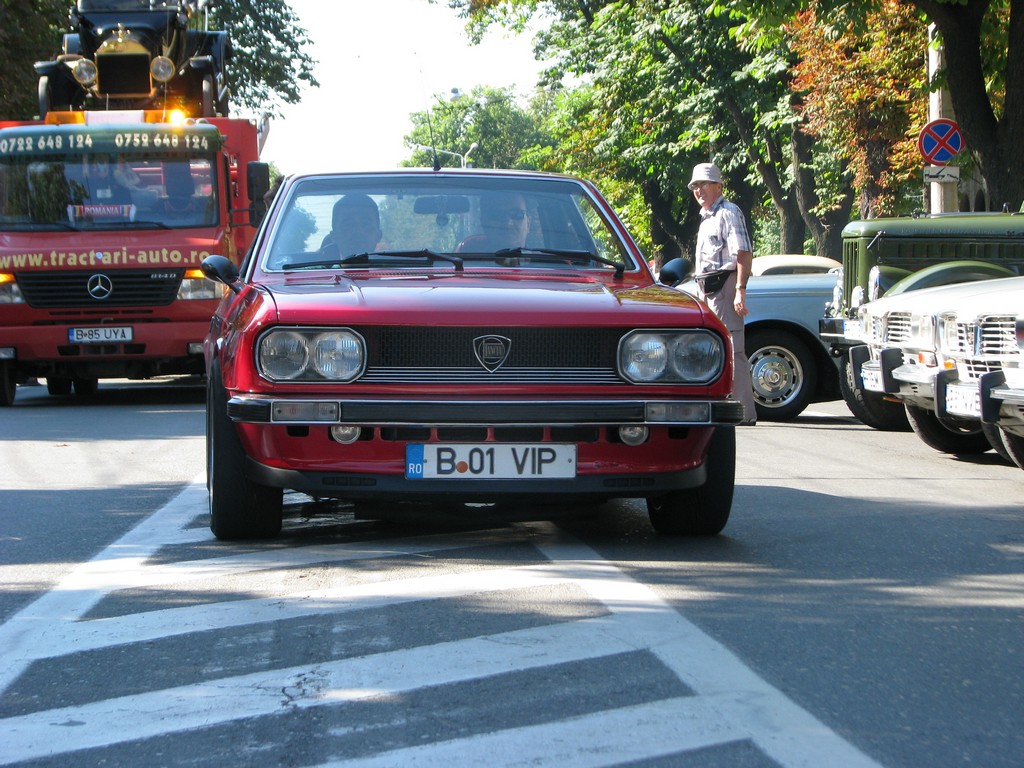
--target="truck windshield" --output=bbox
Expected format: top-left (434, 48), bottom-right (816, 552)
top-left (0, 154), bottom-right (218, 231)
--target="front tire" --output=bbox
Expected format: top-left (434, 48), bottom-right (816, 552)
top-left (999, 428), bottom-right (1024, 471)
top-left (0, 361), bottom-right (16, 406)
top-left (647, 426), bottom-right (735, 536)
top-left (904, 404), bottom-right (991, 455)
top-left (207, 364), bottom-right (283, 539)
top-left (840, 354), bottom-right (910, 431)
top-left (747, 329), bottom-right (816, 421)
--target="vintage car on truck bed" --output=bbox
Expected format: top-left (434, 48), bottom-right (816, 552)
top-left (200, 170), bottom-right (744, 540)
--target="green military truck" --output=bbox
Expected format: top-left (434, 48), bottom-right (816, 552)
top-left (819, 212), bottom-right (1024, 429)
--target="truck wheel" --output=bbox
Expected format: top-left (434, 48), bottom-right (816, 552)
top-left (46, 377), bottom-right (72, 396)
top-left (647, 426), bottom-right (735, 536)
top-left (839, 355), bottom-right (910, 431)
top-left (904, 404), bottom-right (991, 455)
top-left (0, 362), bottom-right (15, 406)
top-left (999, 429), bottom-right (1024, 471)
top-left (207, 364), bottom-right (282, 539)
top-left (747, 329), bottom-right (817, 421)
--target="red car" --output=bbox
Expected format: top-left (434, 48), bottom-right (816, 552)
top-left (201, 169), bottom-right (742, 540)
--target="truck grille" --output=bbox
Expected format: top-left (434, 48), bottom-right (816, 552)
top-left (357, 326), bottom-right (625, 385)
top-left (16, 270), bottom-right (182, 308)
top-left (884, 312), bottom-right (911, 343)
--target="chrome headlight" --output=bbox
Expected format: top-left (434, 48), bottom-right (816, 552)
top-left (258, 328), bottom-right (365, 382)
top-left (909, 312), bottom-right (936, 348)
top-left (619, 330), bottom-right (723, 384)
top-left (0, 275), bottom-right (23, 304)
top-left (150, 56), bottom-right (175, 83)
top-left (72, 58), bottom-right (97, 86)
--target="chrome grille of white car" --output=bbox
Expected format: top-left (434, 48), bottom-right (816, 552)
top-left (884, 312), bottom-right (912, 343)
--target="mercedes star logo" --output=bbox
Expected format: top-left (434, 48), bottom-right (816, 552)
top-left (87, 273), bottom-right (113, 300)
top-left (473, 335), bottom-right (512, 372)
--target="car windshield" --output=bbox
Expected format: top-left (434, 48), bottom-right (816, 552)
top-left (0, 154), bottom-right (217, 232)
top-left (261, 175), bottom-right (636, 274)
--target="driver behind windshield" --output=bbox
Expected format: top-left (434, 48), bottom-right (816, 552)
top-left (320, 194), bottom-right (382, 259)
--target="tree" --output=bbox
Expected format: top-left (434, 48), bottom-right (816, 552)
top-left (719, 0), bottom-right (1023, 210)
top-left (0, 0), bottom-right (67, 119)
top-left (402, 86), bottom-right (554, 170)
top-left (788, 0), bottom-right (928, 218)
top-left (0, 0), bottom-right (316, 120)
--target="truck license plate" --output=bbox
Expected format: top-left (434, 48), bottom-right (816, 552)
top-left (945, 382), bottom-right (980, 418)
top-left (406, 444), bottom-right (576, 479)
top-left (68, 326), bottom-right (133, 344)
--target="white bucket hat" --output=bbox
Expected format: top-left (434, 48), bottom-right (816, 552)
top-left (688, 162), bottom-right (723, 190)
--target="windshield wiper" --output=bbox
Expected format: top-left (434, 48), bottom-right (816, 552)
top-left (495, 247), bottom-right (626, 277)
top-left (355, 249), bottom-right (465, 272)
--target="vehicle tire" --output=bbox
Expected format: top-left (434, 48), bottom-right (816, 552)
top-left (839, 354), bottom-right (910, 431)
top-left (46, 377), bottom-right (72, 396)
top-left (647, 426), bottom-right (735, 536)
top-left (201, 76), bottom-right (215, 118)
top-left (207, 364), bottom-right (283, 539)
top-left (73, 377), bottom-right (98, 396)
top-left (981, 422), bottom-right (1012, 463)
top-left (746, 328), bottom-right (817, 421)
top-left (904, 404), bottom-right (992, 455)
top-left (0, 361), bottom-right (16, 406)
top-left (999, 428), bottom-right (1024, 471)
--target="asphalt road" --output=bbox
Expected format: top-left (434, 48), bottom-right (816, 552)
top-left (0, 380), bottom-right (1021, 767)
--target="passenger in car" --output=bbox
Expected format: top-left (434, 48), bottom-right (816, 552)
top-left (457, 191), bottom-right (530, 253)
top-left (320, 194), bottom-right (383, 259)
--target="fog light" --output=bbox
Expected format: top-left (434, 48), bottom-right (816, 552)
top-left (187, 342), bottom-right (203, 355)
top-left (0, 347), bottom-right (14, 360)
top-left (330, 425), bottom-right (362, 444)
top-left (618, 425), bottom-right (649, 446)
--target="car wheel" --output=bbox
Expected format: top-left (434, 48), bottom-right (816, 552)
top-left (904, 404), bottom-right (992, 454)
top-left (646, 426), bottom-right (735, 536)
top-left (0, 361), bottom-right (16, 406)
top-left (981, 422), bottom-right (1012, 463)
top-left (999, 428), bottom-right (1024, 471)
top-left (73, 377), bottom-right (98, 396)
top-left (46, 377), bottom-right (72, 396)
top-left (207, 363), bottom-right (283, 540)
top-left (747, 329), bottom-right (817, 421)
top-left (839, 354), bottom-right (910, 431)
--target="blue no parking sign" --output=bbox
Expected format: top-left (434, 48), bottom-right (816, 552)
top-left (918, 119), bottom-right (963, 165)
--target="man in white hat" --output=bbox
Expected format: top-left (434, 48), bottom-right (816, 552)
top-left (689, 162), bottom-right (757, 424)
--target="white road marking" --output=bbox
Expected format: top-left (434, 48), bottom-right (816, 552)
top-left (0, 480), bottom-right (886, 767)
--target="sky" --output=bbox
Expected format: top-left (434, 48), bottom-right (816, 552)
top-left (255, 0), bottom-right (548, 175)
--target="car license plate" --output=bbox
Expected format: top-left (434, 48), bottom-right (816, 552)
top-left (860, 365), bottom-right (883, 392)
top-left (68, 326), bottom-right (133, 344)
top-left (406, 443), bottom-right (576, 479)
top-left (945, 382), bottom-right (980, 418)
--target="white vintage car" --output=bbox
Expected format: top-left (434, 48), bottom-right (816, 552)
top-left (853, 277), bottom-right (1024, 456)
top-left (934, 278), bottom-right (1024, 470)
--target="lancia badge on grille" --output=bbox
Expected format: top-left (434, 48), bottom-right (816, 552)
top-left (473, 334), bottom-right (512, 372)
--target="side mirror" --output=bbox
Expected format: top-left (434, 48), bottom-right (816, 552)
top-left (201, 254), bottom-right (242, 294)
top-left (658, 257), bottom-right (694, 287)
top-left (247, 161), bottom-right (271, 226)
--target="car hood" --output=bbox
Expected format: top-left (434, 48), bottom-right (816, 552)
top-left (259, 272), bottom-right (711, 326)
top-left (862, 275), bottom-right (1024, 318)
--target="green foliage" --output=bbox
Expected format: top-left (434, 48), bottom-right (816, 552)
top-left (402, 86), bottom-right (555, 170)
top-left (208, 0), bottom-right (318, 115)
top-left (0, 0), bottom-right (67, 119)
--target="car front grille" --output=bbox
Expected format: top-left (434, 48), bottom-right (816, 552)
top-left (885, 312), bottom-right (911, 343)
top-left (358, 326), bottom-right (625, 385)
top-left (16, 270), bottom-right (183, 308)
